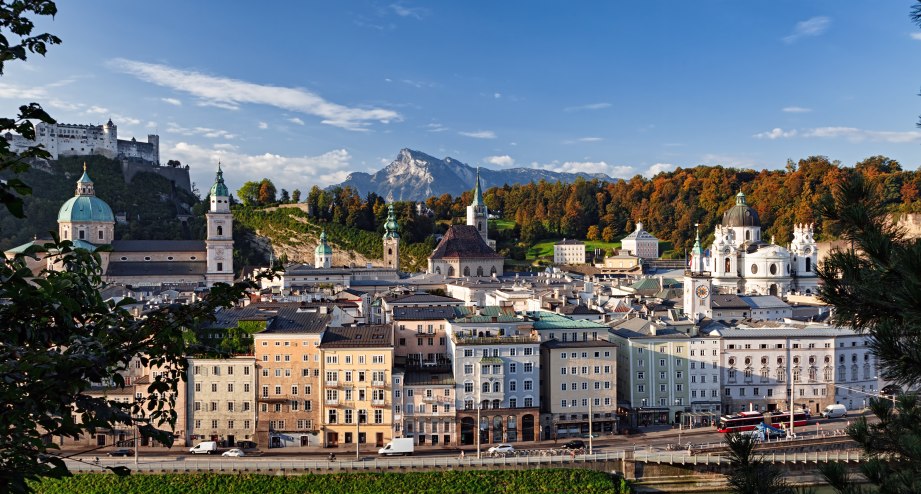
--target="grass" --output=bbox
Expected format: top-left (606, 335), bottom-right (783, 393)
top-left (489, 219), bottom-right (517, 231)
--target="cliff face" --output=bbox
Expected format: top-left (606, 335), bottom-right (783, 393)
top-left (333, 148), bottom-right (614, 201)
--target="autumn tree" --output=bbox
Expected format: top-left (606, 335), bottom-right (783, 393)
top-left (586, 225), bottom-right (600, 241)
top-left (257, 178), bottom-right (277, 205)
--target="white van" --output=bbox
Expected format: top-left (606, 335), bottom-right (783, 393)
top-left (378, 438), bottom-right (414, 456)
top-left (821, 404), bottom-right (847, 419)
top-left (189, 441), bottom-right (218, 454)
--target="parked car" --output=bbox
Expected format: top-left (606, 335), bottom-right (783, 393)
top-left (487, 444), bottom-right (514, 454)
top-left (189, 441), bottom-right (218, 454)
top-left (821, 404), bottom-right (848, 419)
top-left (562, 440), bottom-right (586, 450)
top-left (106, 449), bottom-right (134, 457)
top-left (236, 440), bottom-right (257, 449)
top-left (221, 448), bottom-right (245, 457)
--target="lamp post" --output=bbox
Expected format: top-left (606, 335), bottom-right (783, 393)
top-left (675, 400), bottom-right (682, 446)
top-left (588, 401), bottom-right (593, 454)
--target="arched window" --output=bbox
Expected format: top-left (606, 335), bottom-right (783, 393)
top-left (490, 266), bottom-right (497, 275)
top-left (448, 266), bottom-right (455, 276)
top-left (805, 257), bottom-right (812, 272)
top-left (776, 368), bottom-right (785, 382)
top-left (477, 266), bottom-right (484, 276)
top-left (463, 266), bottom-right (470, 276)
top-left (217, 225), bottom-right (223, 236)
top-left (435, 266), bottom-right (441, 275)
top-left (493, 382), bottom-right (500, 392)
top-left (388, 248), bottom-right (392, 255)
top-left (725, 258), bottom-right (731, 274)
top-left (745, 230), bottom-right (751, 241)
top-left (482, 382), bottom-right (490, 393)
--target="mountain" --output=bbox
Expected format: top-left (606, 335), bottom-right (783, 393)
top-left (333, 149), bottom-right (614, 201)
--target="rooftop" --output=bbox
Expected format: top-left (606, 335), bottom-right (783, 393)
top-left (429, 225), bottom-right (502, 260)
top-left (392, 306), bottom-right (456, 321)
top-left (527, 311), bottom-right (608, 330)
top-left (320, 325), bottom-right (393, 348)
top-left (111, 240), bottom-right (206, 252)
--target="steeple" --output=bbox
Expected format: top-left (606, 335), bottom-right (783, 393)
top-left (383, 204), bottom-right (400, 239)
top-left (210, 162), bottom-right (229, 198)
top-left (735, 190), bottom-right (746, 205)
top-left (471, 167), bottom-right (484, 206)
top-left (692, 224), bottom-right (703, 255)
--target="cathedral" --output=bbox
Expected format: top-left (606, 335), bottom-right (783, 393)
top-left (683, 191), bottom-right (819, 321)
top-left (6, 164), bottom-right (234, 287)
top-left (427, 169), bottom-right (504, 277)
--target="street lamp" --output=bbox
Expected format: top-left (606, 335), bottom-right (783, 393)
top-left (675, 400), bottom-right (682, 446)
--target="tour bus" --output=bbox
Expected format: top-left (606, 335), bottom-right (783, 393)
top-left (716, 409), bottom-right (810, 433)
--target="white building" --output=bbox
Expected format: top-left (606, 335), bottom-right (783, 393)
top-left (186, 357), bottom-right (257, 447)
top-left (6, 119), bottom-right (159, 162)
top-left (620, 222), bottom-right (659, 259)
top-left (713, 324), bottom-right (881, 416)
top-left (553, 239), bottom-right (586, 265)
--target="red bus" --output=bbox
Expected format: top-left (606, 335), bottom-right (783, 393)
top-left (717, 410), bottom-right (811, 433)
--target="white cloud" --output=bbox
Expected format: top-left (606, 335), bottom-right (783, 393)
top-left (494, 92), bottom-right (502, 99)
top-left (578, 137), bottom-right (603, 142)
top-left (485, 155), bottom-right (515, 167)
top-left (754, 127), bottom-right (797, 139)
top-left (288, 117), bottom-right (305, 126)
top-left (146, 121), bottom-right (157, 129)
top-left (166, 123), bottom-right (237, 139)
top-left (257, 121), bottom-right (269, 130)
top-left (169, 142), bottom-right (352, 190)
top-left (911, 33), bottom-right (921, 40)
top-left (700, 153), bottom-right (758, 168)
top-left (782, 106), bottom-right (811, 113)
top-left (0, 82), bottom-right (47, 100)
top-left (459, 130), bottom-right (496, 139)
top-left (645, 163), bottom-right (675, 177)
top-left (530, 160), bottom-right (637, 179)
top-left (389, 3), bottom-right (426, 19)
top-left (425, 123), bottom-right (447, 132)
top-left (783, 16), bottom-right (831, 44)
top-left (803, 126), bottom-right (921, 143)
top-left (85, 105), bottom-right (109, 115)
top-left (109, 58), bottom-right (401, 131)
top-left (161, 97), bottom-right (182, 106)
top-left (564, 102), bottom-right (612, 112)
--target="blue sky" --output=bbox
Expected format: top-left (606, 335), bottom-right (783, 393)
top-left (3, 1), bottom-right (921, 195)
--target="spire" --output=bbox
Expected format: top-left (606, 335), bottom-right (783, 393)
top-left (384, 203), bottom-right (400, 239)
top-left (320, 229), bottom-right (327, 242)
top-left (76, 162), bottom-right (95, 196)
top-left (471, 167), bottom-right (483, 206)
top-left (692, 223), bottom-right (703, 255)
top-left (210, 161), bottom-right (229, 197)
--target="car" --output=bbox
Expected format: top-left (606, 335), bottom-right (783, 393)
top-left (562, 440), bottom-right (586, 449)
top-left (882, 384), bottom-right (903, 397)
top-left (221, 448), bottom-right (245, 457)
top-left (487, 444), bottom-right (514, 454)
top-left (106, 449), bottom-right (134, 457)
top-left (236, 440), bottom-right (257, 449)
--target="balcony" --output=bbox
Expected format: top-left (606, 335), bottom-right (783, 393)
top-left (326, 380), bottom-right (340, 388)
top-left (325, 399), bottom-right (340, 406)
top-left (451, 334), bottom-right (539, 346)
top-left (371, 400), bottom-right (390, 408)
top-left (372, 380), bottom-right (389, 388)
top-left (422, 395), bottom-right (450, 404)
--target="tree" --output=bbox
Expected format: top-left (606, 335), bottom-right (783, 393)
top-left (257, 178), bottom-right (276, 205)
top-left (586, 225), bottom-right (600, 241)
top-left (817, 173), bottom-right (921, 493)
top-left (279, 188), bottom-right (290, 203)
top-left (724, 433), bottom-right (794, 494)
top-left (291, 189), bottom-right (301, 203)
top-left (236, 181), bottom-right (260, 207)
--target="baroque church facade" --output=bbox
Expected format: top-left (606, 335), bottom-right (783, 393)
top-left (6, 164), bottom-right (234, 287)
top-left (684, 191), bottom-right (819, 321)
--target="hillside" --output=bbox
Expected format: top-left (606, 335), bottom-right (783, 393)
top-left (0, 156), bottom-right (203, 251)
top-left (334, 148), bottom-right (614, 201)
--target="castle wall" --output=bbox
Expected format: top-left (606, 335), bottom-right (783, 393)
top-left (121, 160), bottom-right (192, 192)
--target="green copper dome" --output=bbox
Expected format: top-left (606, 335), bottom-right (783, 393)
top-left (315, 230), bottom-right (333, 255)
top-left (58, 165), bottom-right (114, 223)
top-left (210, 163), bottom-right (229, 197)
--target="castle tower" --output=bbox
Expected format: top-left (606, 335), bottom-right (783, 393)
top-left (466, 167), bottom-right (491, 247)
top-left (57, 163), bottom-right (115, 245)
top-left (315, 229), bottom-right (333, 269)
top-left (683, 225), bottom-right (712, 323)
top-left (102, 118), bottom-right (118, 155)
top-left (382, 203), bottom-right (400, 271)
top-left (206, 163), bottom-right (234, 286)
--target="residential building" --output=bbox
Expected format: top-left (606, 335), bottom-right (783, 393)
top-left (399, 367), bottom-right (456, 446)
top-left (319, 325), bottom-right (395, 450)
top-left (554, 239), bottom-right (586, 265)
top-left (392, 306), bottom-right (454, 365)
top-left (540, 339), bottom-right (619, 439)
top-left (187, 356), bottom-right (257, 447)
top-left (620, 221), bottom-right (660, 259)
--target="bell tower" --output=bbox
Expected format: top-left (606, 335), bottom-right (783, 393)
top-left (683, 225), bottom-right (712, 322)
top-left (206, 163), bottom-right (234, 286)
top-left (383, 204), bottom-right (400, 271)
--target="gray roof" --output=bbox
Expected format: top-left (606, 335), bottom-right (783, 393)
top-left (608, 317), bottom-right (692, 339)
top-left (555, 239), bottom-right (584, 245)
top-left (209, 304), bottom-right (331, 334)
top-left (392, 306), bottom-right (456, 320)
top-left (711, 326), bottom-right (855, 339)
top-left (105, 261), bottom-right (206, 277)
top-left (111, 240), bottom-right (206, 252)
top-left (710, 294), bottom-right (749, 310)
top-left (739, 295), bottom-right (790, 310)
top-left (320, 325), bottom-right (393, 348)
top-left (390, 293), bottom-right (464, 305)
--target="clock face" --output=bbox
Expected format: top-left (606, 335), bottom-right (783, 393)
top-left (695, 284), bottom-right (710, 299)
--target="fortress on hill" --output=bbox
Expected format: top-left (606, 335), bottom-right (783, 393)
top-left (4, 119), bottom-right (192, 192)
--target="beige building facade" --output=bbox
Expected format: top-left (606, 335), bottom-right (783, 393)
top-left (187, 357), bottom-right (257, 447)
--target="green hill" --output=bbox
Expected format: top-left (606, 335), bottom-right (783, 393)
top-left (0, 156), bottom-right (203, 251)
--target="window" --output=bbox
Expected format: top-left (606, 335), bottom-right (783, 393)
top-left (524, 363), bottom-right (533, 373)
top-left (524, 380), bottom-right (533, 391)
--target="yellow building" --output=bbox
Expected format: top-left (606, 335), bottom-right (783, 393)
top-left (319, 325), bottom-right (394, 451)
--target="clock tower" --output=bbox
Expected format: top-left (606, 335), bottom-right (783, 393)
top-left (683, 225), bottom-right (712, 323)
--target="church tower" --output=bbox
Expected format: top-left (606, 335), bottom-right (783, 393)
top-left (382, 204), bottom-right (400, 271)
top-left (683, 225), bottom-right (712, 322)
top-left (315, 229), bottom-right (333, 269)
top-left (206, 163), bottom-right (234, 286)
top-left (466, 168), bottom-right (493, 248)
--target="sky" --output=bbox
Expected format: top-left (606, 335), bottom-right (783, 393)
top-left (3, 1), bottom-right (921, 195)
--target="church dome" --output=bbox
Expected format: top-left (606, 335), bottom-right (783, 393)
top-left (722, 191), bottom-right (760, 228)
top-left (315, 230), bottom-right (332, 255)
top-left (58, 195), bottom-right (114, 223)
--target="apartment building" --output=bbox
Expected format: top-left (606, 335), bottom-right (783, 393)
top-left (319, 325), bottom-right (394, 450)
top-left (397, 367), bottom-right (456, 446)
top-left (392, 306), bottom-right (454, 366)
top-left (540, 339), bottom-right (619, 439)
top-left (187, 356), bottom-right (256, 447)
top-left (447, 306), bottom-right (541, 445)
top-left (253, 308), bottom-right (330, 448)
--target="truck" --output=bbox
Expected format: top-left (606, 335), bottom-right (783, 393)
top-left (378, 438), bottom-right (414, 456)
top-left (189, 441), bottom-right (218, 454)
